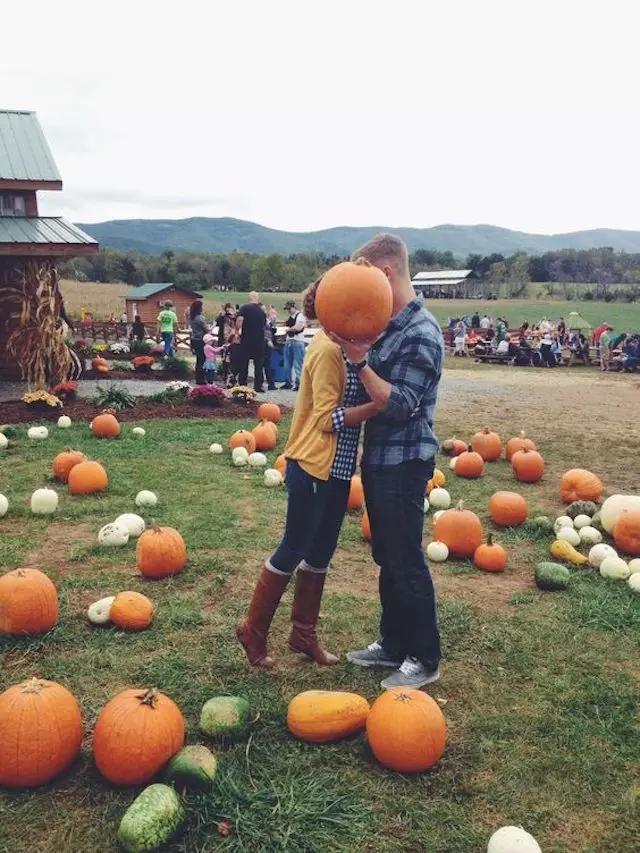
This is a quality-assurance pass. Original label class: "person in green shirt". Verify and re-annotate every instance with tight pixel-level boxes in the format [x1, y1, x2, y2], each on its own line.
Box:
[599, 325, 613, 371]
[157, 301, 178, 357]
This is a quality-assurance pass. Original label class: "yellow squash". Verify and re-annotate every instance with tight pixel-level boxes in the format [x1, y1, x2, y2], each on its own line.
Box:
[287, 690, 370, 744]
[550, 539, 588, 566]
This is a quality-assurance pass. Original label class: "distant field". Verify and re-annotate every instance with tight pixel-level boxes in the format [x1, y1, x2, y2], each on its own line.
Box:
[59, 281, 640, 331]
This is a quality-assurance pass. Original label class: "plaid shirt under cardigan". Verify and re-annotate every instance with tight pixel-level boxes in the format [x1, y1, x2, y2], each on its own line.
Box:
[362, 299, 443, 469]
[330, 359, 365, 480]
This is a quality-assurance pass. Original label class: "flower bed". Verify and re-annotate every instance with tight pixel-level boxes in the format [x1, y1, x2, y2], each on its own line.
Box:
[188, 384, 228, 407]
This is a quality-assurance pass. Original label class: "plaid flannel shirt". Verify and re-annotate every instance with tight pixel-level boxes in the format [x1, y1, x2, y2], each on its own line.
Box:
[329, 359, 365, 480]
[362, 299, 443, 469]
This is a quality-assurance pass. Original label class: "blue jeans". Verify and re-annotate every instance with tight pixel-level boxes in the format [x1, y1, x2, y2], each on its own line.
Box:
[362, 459, 441, 670]
[161, 331, 174, 357]
[269, 460, 350, 573]
[283, 340, 306, 387]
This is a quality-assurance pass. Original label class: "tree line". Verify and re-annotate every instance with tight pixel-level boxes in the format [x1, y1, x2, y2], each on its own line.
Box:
[58, 245, 640, 302]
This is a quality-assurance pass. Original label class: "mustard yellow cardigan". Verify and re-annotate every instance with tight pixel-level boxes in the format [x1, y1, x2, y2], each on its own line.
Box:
[284, 330, 346, 481]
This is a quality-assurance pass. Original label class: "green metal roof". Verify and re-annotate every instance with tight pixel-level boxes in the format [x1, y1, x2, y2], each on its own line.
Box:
[0, 216, 97, 245]
[124, 283, 202, 299]
[0, 110, 61, 183]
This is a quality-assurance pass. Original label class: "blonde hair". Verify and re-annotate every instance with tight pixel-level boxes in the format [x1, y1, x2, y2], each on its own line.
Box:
[351, 233, 409, 277]
[249, 291, 259, 303]
[302, 277, 323, 321]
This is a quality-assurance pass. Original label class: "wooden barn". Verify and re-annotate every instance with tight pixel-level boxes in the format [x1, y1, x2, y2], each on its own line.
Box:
[412, 269, 480, 299]
[0, 109, 98, 386]
[124, 283, 202, 327]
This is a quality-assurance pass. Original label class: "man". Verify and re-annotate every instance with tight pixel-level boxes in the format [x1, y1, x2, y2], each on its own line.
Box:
[236, 291, 266, 392]
[593, 320, 608, 361]
[281, 300, 307, 390]
[156, 300, 178, 357]
[480, 313, 491, 330]
[332, 234, 443, 689]
[495, 317, 507, 343]
[599, 324, 613, 371]
[471, 311, 480, 329]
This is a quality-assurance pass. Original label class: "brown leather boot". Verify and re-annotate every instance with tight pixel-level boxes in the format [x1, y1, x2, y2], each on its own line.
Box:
[236, 567, 290, 668]
[289, 569, 339, 665]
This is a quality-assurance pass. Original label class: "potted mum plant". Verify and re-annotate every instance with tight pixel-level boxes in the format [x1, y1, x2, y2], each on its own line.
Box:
[188, 385, 228, 408]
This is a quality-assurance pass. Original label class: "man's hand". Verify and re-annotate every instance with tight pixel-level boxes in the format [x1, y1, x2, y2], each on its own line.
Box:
[328, 333, 375, 363]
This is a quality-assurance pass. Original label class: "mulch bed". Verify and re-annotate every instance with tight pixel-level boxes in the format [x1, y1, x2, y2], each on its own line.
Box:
[84, 370, 174, 382]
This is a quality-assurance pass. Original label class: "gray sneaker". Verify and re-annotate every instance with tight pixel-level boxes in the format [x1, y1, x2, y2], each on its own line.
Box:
[380, 657, 441, 690]
[346, 640, 402, 669]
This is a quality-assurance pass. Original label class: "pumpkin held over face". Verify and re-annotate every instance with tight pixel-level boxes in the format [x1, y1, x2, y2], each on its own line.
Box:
[91, 411, 121, 438]
[314, 260, 393, 341]
[488, 491, 529, 527]
[0, 678, 83, 788]
[93, 688, 185, 785]
[347, 476, 365, 511]
[559, 469, 603, 504]
[0, 568, 58, 635]
[366, 687, 447, 773]
[433, 501, 483, 559]
[229, 430, 256, 454]
[52, 449, 88, 483]
[470, 427, 502, 462]
[136, 524, 187, 579]
[68, 460, 109, 495]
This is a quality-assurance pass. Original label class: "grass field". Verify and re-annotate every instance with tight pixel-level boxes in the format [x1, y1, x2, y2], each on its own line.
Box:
[1, 368, 639, 853]
[59, 280, 640, 331]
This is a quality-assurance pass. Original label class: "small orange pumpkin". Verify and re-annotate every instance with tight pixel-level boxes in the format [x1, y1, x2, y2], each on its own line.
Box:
[274, 454, 287, 476]
[613, 508, 640, 556]
[454, 448, 485, 479]
[511, 448, 545, 483]
[110, 591, 155, 630]
[0, 568, 58, 635]
[0, 678, 83, 788]
[471, 427, 502, 462]
[91, 410, 121, 438]
[68, 460, 109, 495]
[91, 357, 110, 372]
[488, 491, 529, 527]
[559, 468, 603, 504]
[440, 437, 468, 457]
[257, 402, 281, 424]
[229, 430, 256, 454]
[52, 449, 88, 483]
[505, 430, 537, 461]
[136, 524, 187, 579]
[347, 476, 365, 511]
[433, 501, 483, 559]
[315, 260, 393, 341]
[366, 688, 447, 773]
[474, 534, 507, 573]
[361, 510, 371, 540]
[252, 420, 278, 452]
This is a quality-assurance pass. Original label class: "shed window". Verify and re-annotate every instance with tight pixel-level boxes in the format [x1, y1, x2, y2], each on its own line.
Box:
[0, 194, 26, 216]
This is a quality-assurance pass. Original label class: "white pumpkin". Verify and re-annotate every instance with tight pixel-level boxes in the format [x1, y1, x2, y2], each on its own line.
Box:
[248, 452, 268, 468]
[599, 556, 630, 580]
[0, 433, 8, 450]
[264, 468, 283, 487]
[87, 595, 115, 625]
[30, 487, 59, 515]
[0, 494, 8, 517]
[423, 498, 430, 514]
[231, 446, 249, 463]
[573, 514, 592, 530]
[628, 573, 640, 593]
[588, 543, 618, 568]
[600, 494, 640, 534]
[487, 826, 541, 853]
[448, 457, 458, 471]
[135, 490, 158, 508]
[28, 426, 49, 441]
[98, 522, 130, 547]
[628, 558, 640, 575]
[426, 541, 449, 562]
[428, 487, 451, 510]
[578, 525, 602, 545]
[132, 427, 146, 437]
[556, 526, 581, 547]
[57, 415, 72, 429]
[115, 513, 146, 538]
[433, 510, 445, 522]
[554, 515, 574, 534]
[233, 454, 248, 467]
[209, 443, 223, 454]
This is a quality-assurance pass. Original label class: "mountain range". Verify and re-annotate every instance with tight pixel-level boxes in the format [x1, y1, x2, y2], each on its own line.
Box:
[76, 217, 640, 257]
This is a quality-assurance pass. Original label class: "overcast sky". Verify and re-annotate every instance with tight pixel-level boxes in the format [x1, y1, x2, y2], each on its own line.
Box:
[3, 0, 639, 234]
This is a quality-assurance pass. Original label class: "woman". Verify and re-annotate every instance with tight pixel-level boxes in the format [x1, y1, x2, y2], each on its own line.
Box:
[189, 299, 210, 384]
[236, 280, 379, 668]
[131, 314, 146, 343]
[216, 303, 239, 385]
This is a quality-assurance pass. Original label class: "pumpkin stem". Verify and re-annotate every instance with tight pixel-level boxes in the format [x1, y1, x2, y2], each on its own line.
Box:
[519, 430, 526, 439]
[483, 426, 491, 434]
[487, 533, 493, 546]
[137, 688, 158, 708]
[20, 677, 47, 694]
[455, 501, 465, 511]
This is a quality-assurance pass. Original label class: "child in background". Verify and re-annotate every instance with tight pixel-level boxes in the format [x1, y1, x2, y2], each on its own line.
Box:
[203, 333, 225, 384]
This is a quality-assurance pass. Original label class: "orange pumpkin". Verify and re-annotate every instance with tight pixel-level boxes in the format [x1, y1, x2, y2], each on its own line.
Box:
[90, 410, 121, 438]
[229, 430, 256, 454]
[68, 460, 109, 495]
[52, 449, 88, 483]
[613, 508, 640, 556]
[366, 688, 447, 773]
[471, 427, 502, 462]
[91, 357, 109, 372]
[440, 437, 468, 457]
[287, 690, 370, 743]
[511, 448, 545, 483]
[426, 468, 446, 494]
[454, 448, 485, 479]
[488, 491, 529, 527]
[347, 476, 365, 511]
[433, 501, 483, 559]
[474, 534, 507, 573]
[315, 260, 393, 341]
[110, 591, 155, 630]
[505, 430, 537, 461]
[559, 468, 603, 504]
[0, 568, 58, 635]
[274, 454, 287, 476]
[0, 678, 83, 788]
[136, 524, 187, 579]
[257, 402, 281, 424]
[361, 510, 371, 540]
[252, 420, 278, 452]
[93, 687, 185, 785]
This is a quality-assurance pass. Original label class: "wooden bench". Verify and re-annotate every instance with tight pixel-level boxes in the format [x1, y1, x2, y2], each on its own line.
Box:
[474, 352, 512, 365]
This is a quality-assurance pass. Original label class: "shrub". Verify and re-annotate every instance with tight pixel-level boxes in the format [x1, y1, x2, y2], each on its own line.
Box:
[111, 360, 134, 372]
[130, 340, 152, 355]
[93, 383, 136, 411]
[162, 356, 190, 378]
[132, 356, 155, 372]
[73, 338, 93, 358]
[228, 385, 257, 404]
[148, 382, 192, 405]
[109, 341, 130, 355]
[188, 385, 228, 407]
[92, 343, 110, 353]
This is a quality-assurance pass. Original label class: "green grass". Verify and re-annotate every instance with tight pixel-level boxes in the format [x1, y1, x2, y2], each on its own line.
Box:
[0, 407, 638, 853]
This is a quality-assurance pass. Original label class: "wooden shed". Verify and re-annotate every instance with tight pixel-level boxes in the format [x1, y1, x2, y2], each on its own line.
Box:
[124, 283, 203, 327]
[412, 269, 479, 299]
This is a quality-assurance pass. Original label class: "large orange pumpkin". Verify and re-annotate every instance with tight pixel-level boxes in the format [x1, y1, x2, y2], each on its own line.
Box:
[136, 524, 187, 579]
[474, 534, 508, 573]
[613, 508, 640, 556]
[488, 491, 529, 527]
[559, 469, 603, 504]
[366, 688, 447, 773]
[68, 460, 109, 495]
[0, 568, 58, 635]
[347, 476, 365, 511]
[52, 449, 88, 483]
[471, 427, 502, 462]
[433, 501, 483, 559]
[90, 410, 121, 438]
[252, 420, 278, 452]
[361, 510, 371, 540]
[0, 678, 83, 788]
[110, 591, 155, 630]
[505, 430, 537, 462]
[511, 448, 545, 483]
[314, 260, 393, 341]
[274, 454, 287, 476]
[229, 430, 256, 454]
[287, 690, 370, 743]
[257, 402, 281, 424]
[454, 449, 485, 479]
[93, 688, 185, 785]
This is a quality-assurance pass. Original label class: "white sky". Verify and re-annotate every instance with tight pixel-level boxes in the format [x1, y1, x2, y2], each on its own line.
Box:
[3, 0, 639, 234]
